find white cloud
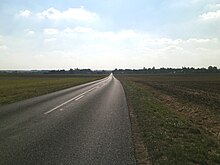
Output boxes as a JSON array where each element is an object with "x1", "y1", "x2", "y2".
[
  {"x1": 37, "y1": 6, "x2": 98, "y2": 22},
  {"x1": 201, "y1": 10, "x2": 220, "y2": 20},
  {"x1": 0, "y1": 35, "x2": 8, "y2": 51},
  {"x1": 186, "y1": 38, "x2": 215, "y2": 43},
  {"x1": 86, "y1": 29, "x2": 141, "y2": 41},
  {"x1": 42, "y1": 27, "x2": 218, "y2": 51},
  {"x1": 0, "y1": 45, "x2": 8, "y2": 50},
  {"x1": 44, "y1": 38, "x2": 57, "y2": 43},
  {"x1": 2, "y1": 26, "x2": 220, "y2": 69},
  {"x1": 200, "y1": 5, "x2": 220, "y2": 20},
  {"x1": 191, "y1": 0, "x2": 200, "y2": 3},
  {"x1": 207, "y1": 3, "x2": 220, "y2": 10},
  {"x1": 111, "y1": 29, "x2": 139, "y2": 40},
  {"x1": 38, "y1": 35, "x2": 219, "y2": 69},
  {"x1": 63, "y1": 27, "x2": 93, "y2": 33},
  {"x1": 24, "y1": 29, "x2": 35, "y2": 36},
  {"x1": 19, "y1": 10, "x2": 31, "y2": 17},
  {"x1": 44, "y1": 28, "x2": 59, "y2": 35}
]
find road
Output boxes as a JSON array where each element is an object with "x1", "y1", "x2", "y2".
[{"x1": 0, "y1": 74, "x2": 136, "y2": 164}]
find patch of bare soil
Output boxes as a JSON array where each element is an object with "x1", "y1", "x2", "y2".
[
  {"x1": 137, "y1": 83, "x2": 220, "y2": 139},
  {"x1": 141, "y1": 81, "x2": 220, "y2": 111}
]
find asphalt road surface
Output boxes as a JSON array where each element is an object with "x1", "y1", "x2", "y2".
[{"x1": 0, "y1": 74, "x2": 136, "y2": 164}]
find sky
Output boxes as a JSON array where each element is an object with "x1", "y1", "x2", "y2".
[{"x1": 0, "y1": 0, "x2": 220, "y2": 70}]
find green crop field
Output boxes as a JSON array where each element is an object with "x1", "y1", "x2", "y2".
[
  {"x1": 0, "y1": 74, "x2": 106, "y2": 106},
  {"x1": 117, "y1": 74, "x2": 220, "y2": 164}
]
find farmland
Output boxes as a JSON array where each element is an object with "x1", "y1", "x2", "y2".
[
  {"x1": 0, "y1": 74, "x2": 105, "y2": 106},
  {"x1": 117, "y1": 74, "x2": 220, "y2": 164}
]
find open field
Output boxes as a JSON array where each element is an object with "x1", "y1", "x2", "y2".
[
  {"x1": 0, "y1": 74, "x2": 106, "y2": 105},
  {"x1": 117, "y1": 74, "x2": 220, "y2": 164}
]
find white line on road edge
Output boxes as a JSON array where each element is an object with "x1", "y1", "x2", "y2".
[{"x1": 44, "y1": 85, "x2": 99, "y2": 115}]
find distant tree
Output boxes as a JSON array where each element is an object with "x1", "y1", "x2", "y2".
[
  {"x1": 69, "y1": 68, "x2": 74, "y2": 73},
  {"x1": 208, "y1": 66, "x2": 218, "y2": 73}
]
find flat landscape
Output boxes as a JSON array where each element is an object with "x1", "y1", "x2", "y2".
[
  {"x1": 117, "y1": 74, "x2": 220, "y2": 164},
  {"x1": 0, "y1": 74, "x2": 105, "y2": 105},
  {"x1": 1, "y1": 0, "x2": 220, "y2": 164},
  {"x1": 1, "y1": 73, "x2": 220, "y2": 164}
]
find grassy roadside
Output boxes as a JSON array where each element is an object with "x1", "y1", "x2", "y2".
[
  {"x1": 118, "y1": 76, "x2": 220, "y2": 164},
  {"x1": 0, "y1": 74, "x2": 106, "y2": 106}
]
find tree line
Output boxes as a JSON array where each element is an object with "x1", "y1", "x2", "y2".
[
  {"x1": 1, "y1": 66, "x2": 219, "y2": 75},
  {"x1": 112, "y1": 66, "x2": 220, "y2": 74},
  {"x1": 48, "y1": 68, "x2": 110, "y2": 74}
]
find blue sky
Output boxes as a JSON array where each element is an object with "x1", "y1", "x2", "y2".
[{"x1": 0, "y1": 0, "x2": 220, "y2": 69}]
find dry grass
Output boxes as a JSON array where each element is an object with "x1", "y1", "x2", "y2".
[{"x1": 0, "y1": 74, "x2": 105, "y2": 105}]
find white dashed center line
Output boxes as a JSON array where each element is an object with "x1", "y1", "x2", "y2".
[
  {"x1": 43, "y1": 80, "x2": 106, "y2": 115},
  {"x1": 75, "y1": 95, "x2": 84, "y2": 101}
]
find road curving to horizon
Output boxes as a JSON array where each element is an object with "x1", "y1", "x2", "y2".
[{"x1": 0, "y1": 74, "x2": 136, "y2": 164}]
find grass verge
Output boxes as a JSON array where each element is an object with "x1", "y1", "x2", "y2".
[
  {"x1": 118, "y1": 76, "x2": 220, "y2": 164},
  {"x1": 0, "y1": 74, "x2": 105, "y2": 106}
]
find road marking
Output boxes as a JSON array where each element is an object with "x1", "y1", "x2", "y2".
[
  {"x1": 44, "y1": 97, "x2": 77, "y2": 115},
  {"x1": 79, "y1": 86, "x2": 97, "y2": 96},
  {"x1": 75, "y1": 95, "x2": 84, "y2": 101},
  {"x1": 44, "y1": 84, "x2": 101, "y2": 115}
]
